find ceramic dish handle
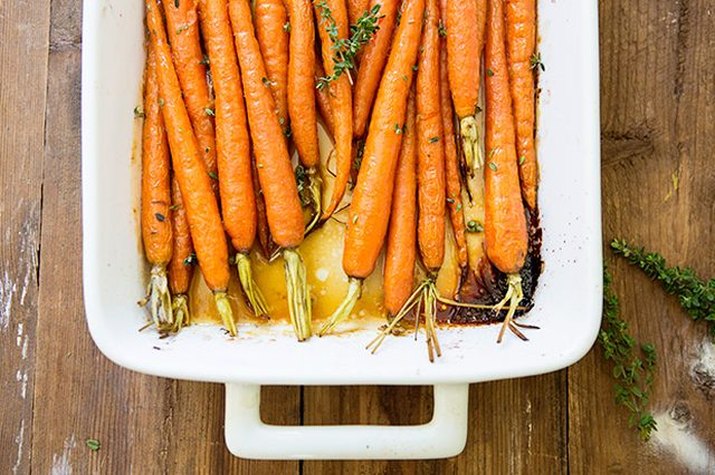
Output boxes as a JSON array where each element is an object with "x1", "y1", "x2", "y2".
[{"x1": 224, "y1": 383, "x2": 470, "y2": 460}]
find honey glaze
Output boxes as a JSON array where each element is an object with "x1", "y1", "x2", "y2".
[{"x1": 188, "y1": 219, "x2": 387, "y2": 326}]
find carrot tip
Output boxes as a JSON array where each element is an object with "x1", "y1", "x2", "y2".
[
  {"x1": 171, "y1": 293, "x2": 191, "y2": 332},
  {"x1": 236, "y1": 253, "x2": 269, "y2": 317},
  {"x1": 320, "y1": 277, "x2": 362, "y2": 336},
  {"x1": 214, "y1": 291, "x2": 237, "y2": 337},
  {"x1": 139, "y1": 264, "x2": 174, "y2": 333},
  {"x1": 283, "y1": 249, "x2": 312, "y2": 341},
  {"x1": 460, "y1": 116, "x2": 483, "y2": 172}
]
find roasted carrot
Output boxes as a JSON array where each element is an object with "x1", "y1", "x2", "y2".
[
  {"x1": 446, "y1": 0, "x2": 486, "y2": 172},
  {"x1": 162, "y1": 0, "x2": 218, "y2": 189},
  {"x1": 315, "y1": 60, "x2": 336, "y2": 137},
  {"x1": 485, "y1": 0, "x2": 529, "y2": 343},
  {"x1": 140, "y1": 40, "x2": 174, "y2": 330},
  {"x1": 198, "y1": 0, "x2": 267, "y2": 317},
  {"x1": 505, "y1": 0, "x2": 538, "y2": 209},
  {"x1": 352, "y1": 0, "x2": 400, "y2": 139},
  {"x1": 287, "y1": 0, "x2": 322, "y2": 230},
  {"x1": 438, "y1": 0, "x2": 468, "y2": 269},
  {"x1": 416, "y1": 0, "x2": 446, "y2": 273},
  {"x1": 315, "y1": 0, "x2": 353, "y2": 220},
  {"x1": 347, "y1": 0, "x2": 370, "y2": 25},
  {"x1": 320, "y1": 0, "x2": 425, "y2": 336},
  {"x1": 146, "y1": 0, "x2": 235, "y2": 335},
  {"x1": 383, "y1": 90, "x2": 417, "y2": 317},
  {"x1": 229, "y1": 0, "x2": 311, "y2": 340},
  {"x1": 254, "y1": 0, "x2": 290, "y2": 134},
  {"x1": 168, "y1": 176, "x2": 193, "y2": 329}
]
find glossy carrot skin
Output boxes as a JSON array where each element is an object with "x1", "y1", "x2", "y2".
[
  {"x1": 315, "y1": 60, "x2": 336, "y2": 137},
  {"x1": 198, "y1": 0, "x2": 257, "y2": 253},
  {"x1": 146, "y1": 0, "x2": 230, "y2": 291},
  {"x1": 383, "y1": 90, "x2": 417, "y2": 317},
  {"x1": 352, "y1": 0, "x2": 400, "y2": 138},
  {"x1": 484, "y1": 0, "x2": 528, "y2": 274},
  {"x1": 163, "y1": 0, "x2": 217, "y2": 183},
  {"x1": 315, "y1": 0, "x2": 353, "y2": 219},
  {"x1": 255, "y1": 0, "x2": 290, "y2": 133},
  {"x1": 168, "y1": 176, "x2": 194, "y2": 295},
  {"x1": 439, "y1": 0, "x2": 467, "y2": 268},
  {"x1": 347, "y1": 0, "x2": 370, "y2": 25},
  {"x1": 416, "y1": 0, "x2": 446, "y2": 272},
  {"x1": 343, "y1": 0, "x2": 425, "y2": 279},
  {"x1": 287, "y1": 0, "x2": 319, "y2": 168},
  {"x1": 445, "y1": 0, "x2": 486, "y2": 118},
  {"x1": 228, "y1": 0, "x2": 305, "y2": 249},
  {"x1": 141, "y1": 41, "x2": 173, "y2": 267},
  {"x1": 506, "y1": 0, "x2": 538, "y2": 209}
]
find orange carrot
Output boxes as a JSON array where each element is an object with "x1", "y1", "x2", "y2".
[
  {"x1": 320, "y1": 0, "x2": 425, "y2": 336},
  {"x1": 347, "y1": 0, "x2": 370, "y2": 25},
  {"x1": 505, "y1": 0, "x2": 538, "y2": 209},
  {"x1": 484, "y1": 0, "x2": 529, "y2": 343},
  {"x1": 168, "y1": 176, "x2": 194, "y2": 329},
  {"x1": 383, "y1": 90, "x2": 417, "y2": 317},
  {"x1": 287, "y1": 0, "x2": 319, "y2": 168},
  {"x1": 315, "y1": 60, "x2": 336, "y2": 137},
  {"x1": 439, "y1": 0, "x2": 467, "y2": 268},
  {"x1": 146, "y1": 0, "x2": 235, "y2": 335},
  {"x1": 198, "y1": 0, "x2": 267, "y2": 316},
  {"x1": 315, "y1": 0, "x2": 353, "y2": 220},
  {"x1": 416, "y1": 0, "x2": 446, "y2": 273},
  {"x1": 352, "y1": 0, "x2": 400, "y2": 138},
  {"x1": 287, "y1": 0, "x2": 322, "y2": 231},
  {"x1": 162, "y1": 0, "x2": 218, "y2": 189},
  {"x1": 446, "y1": 0, "x2": 487, "y2": 172},
  {"x1": 254, "y1": 0, "x2": 290, "y2": 134},
  {"x1": 140, "y1": 39, "x2": 174, "y2": 329},
  {"x1": 229, "y1": 0, "x2": 311, "y2": 340}
]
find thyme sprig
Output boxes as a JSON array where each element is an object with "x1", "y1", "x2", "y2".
[
  {"x1": 611, "y1": 239, "x2": 715, "y2": 337},
  {"x1": 316, "y1": 2, "x2": 383, "y2": 90},
  {"x1": 599, "y1": 269, "x2": 658, "y2": 441}
]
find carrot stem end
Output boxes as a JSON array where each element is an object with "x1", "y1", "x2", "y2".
[
  {"x1": 319, "y1": 277, "x2": 362, "y2": 336},
  {"x1": 284, "y1": 248, "x2": 313, "y2": 341},
  {"x1": 236, "y1": 253, "x2": 269, "y2": 317},
  {"x1": 214, "y1": 291, "x2": 237, "y2": 337},
  {"x1": 139, "y1": 264, "x2": 174, "y2": 332}
]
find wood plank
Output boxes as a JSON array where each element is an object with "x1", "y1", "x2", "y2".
[
  {"x1": 0, "y1": 0, "x2": 51, "y2": 473},
  {"x1": 569, "y1": 0, "x2": 715, "y2": 472},
  {"x1": 30, "y1": 1, "x2": 301, "y2": 472},
  {"x1": 303, "y1": 373, "x2": 567, "y2": 474}
]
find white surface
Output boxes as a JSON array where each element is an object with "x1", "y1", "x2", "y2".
[
  {"x1": 225, "y1": 383, "x2": 469, "y2": 459},
  {"x1": 82, "y1": 0, "x2": 601, "y2": 460}
]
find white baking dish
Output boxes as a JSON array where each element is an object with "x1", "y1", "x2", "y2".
[{"x1": 82, "y1": 0, "x2": 601, "y2": 460}]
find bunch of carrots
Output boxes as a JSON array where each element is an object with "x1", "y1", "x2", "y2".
[{"x1": 139, "y1": 0, "x2": 541, "y2": 358}]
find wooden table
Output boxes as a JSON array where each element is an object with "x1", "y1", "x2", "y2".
[{"x1": 1, "y1": 1, "x2": 713, "y2": 473}]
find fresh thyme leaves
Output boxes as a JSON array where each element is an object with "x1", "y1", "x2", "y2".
[
  {"x1": 316, "y1": 2, "x2": 383, "y2": 90},
  {"x1": 465, "y1": 220, "x2": 483, "y2": 233},
  {"x1": 183, "y1": 253, "x2": 197, "y2": 266},
  {"x1": 86, "y1": 438, "x2": 101, "y2": 451},
  {"x1": 428, "y1": 136, "x2": 440, "y2": 143},
  {"x1": 204, "y1": 107, "x2": 215, "y2": 117},
  {"x1": 599, "y1": 268, "x2": 657, "y2": 441},
  {"x1": 394, "y1": 123, "x2": 404, "y2": 134},
  {"x1": 176, "y1": 24, "x2": 189, "y2": 35},
  {"x1": 530, "y1": 52, "x2": 545, "y2": 72},
  {"x1": 200, "y1": 54, "x2": 210, "y2": 66},
  {"x1": 283, "y1": 21, "x2": 291, "y2": 33},
  {"x1": 208, "y1": 171, "x2": 219, "y2": 180},
  {"x1": 438, "y1": 19, "x2": 447, "y2": 37},
  {"x1": 486, "y1": 68, "x2": 495, "y2": 77},
  {"x1": 154, "y1": 212, "x2": 166, "y2": 222},
  {"x1": 133, "y1": 106, "x2": 145, "y2": 119},
  {"x1": 488, "y1": 162, "x2": 497, "y2": 171},
  {"x1": 611, "y1": 239, "x2": 715, "y2": 336}
]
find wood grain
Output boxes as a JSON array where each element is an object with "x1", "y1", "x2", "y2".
[
  {"x1": 0, "y1": 0, "x2": 714, "y2": 472},
  {"x1": 0, "y1": 1, "x2": 51, "y2": 473},
  {"x1": 569, "y1": 0, "x2": 715, "y2": 473}
]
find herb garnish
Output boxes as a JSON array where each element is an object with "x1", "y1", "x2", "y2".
[
  {"x1": 466, "y1": 220, "x2": 483, "y2": 233},
  {"x1": 154, "y1": 212, "x2": 165, "y2": 222},
  {"x1": 133, "y1": 106, "x2": 145, "y2": 119},
  {"x1": 611, "y1": 239, "x2": 715, "y2": 336},
  {"x1": 530, "y1": 52, "x2": 545, "y2": 72},
  {"x1": 208, "y1": 171, "x2": 218, "y2": 180},
  {"x1": 294, "y1": 165, "x2": 312, "y2": 208},
  {"x1": 428, "y1": 136, "x2": 440, "y2": 143},
  {"x1": 599, "y1": 268, "x2": 657, "y2": 441},
  {"x1": 183, "y1": 253, "x2": 197, "y2": 266},
  {"x1": 438, "y1": 20, "x2": 447, "y2": 37},
  {"x1": 486, "y1": 68, "x2": 495, "y2": 77},
  {"x1": 283, "y1": 21, "x2": 291, "y2": 32},
  {"x1": 86, "y1": 438, "x2": 101, "y2": 451},
  {"x1": 316, "y1": 2, "x2": 383, "y2": 89},
  {"x1": 204, "y1": 107, "x2": 215, "y2": 117}
]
